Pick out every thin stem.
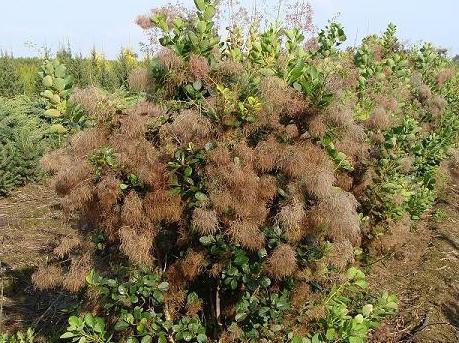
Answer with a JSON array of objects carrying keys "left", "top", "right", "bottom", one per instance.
[
  {"left": 0, "top": 261, "right": 3, "bottom": 333},
  {"left": 216, "top": 282, "right": 222, "bottom": 327}
]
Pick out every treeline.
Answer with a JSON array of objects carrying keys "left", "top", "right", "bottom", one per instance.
[{"left": 0, "top": 47, "right": 147, "bottom": 97}]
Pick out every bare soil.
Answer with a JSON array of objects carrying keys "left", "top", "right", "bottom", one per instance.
[
  {"left": 0, "top": 182, "right": 77, "bottom": 339},
  {"left": 368, "top": 168, "right": 459, "bottom": 343}
]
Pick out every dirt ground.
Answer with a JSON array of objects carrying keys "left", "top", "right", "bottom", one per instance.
[
  {"left": 368, "top": 166, "right": 459, "bottom": 343},
  {"left": 0, "top": 174, "right": 458, "bottom": 341},
  {"left": 0, "top": 182, "right": 77, "bottom": 339}
]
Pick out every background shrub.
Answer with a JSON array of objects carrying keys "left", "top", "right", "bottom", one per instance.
[
  {"left": 0, "top": 47, "right": 146, "bottom": 98},
  {"left": 0, "top": 96, "right": 49, "bottom": 195}
]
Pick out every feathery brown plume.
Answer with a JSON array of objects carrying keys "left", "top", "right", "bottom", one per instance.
[
  {"left": 303, "top": 305, "right": 327, "bottom": 322},
  {"left": 98, "top": 209, "right": 121, "bottom": 241},
  {"left": 277, "top": 199, "right": 305, "bottom": 242},
  {"left": 376, "top": 95, "right": 398, "bottom": 113},
  {"left": 188, "top": 54, "right": 210, "bottom": 81},
  {"left": 219, "top": 326, "right": 243, "bottom": 343},
  {"left": 291, "top": 282, "right": 313, "bottom": 307},
  {"left": 181, "top": 250, "right": 207, "bottom": 281},
  {"left": 70, "top": 128, "right": 108, "bottom": 157},
  {"left": 206, "top": 143, "right": 270, "bottom": 227},
  {"left": 61, "top": 182, "right": 95, "bottom": 213},
  {"left": 71, "top": 87, "right": 113, "bottom": 122},
  {"left": 54, "top": 236, "right": 81, "bottom": 258},
  {"left": 429, "top": 94, "right": 447, "bottom": 116},
  {"left": 308, "top": 115, "right": 327, "bottom": 138},
  {"left": 367, "top": 106, "right": 391, "bottom": 130},
  {"left": 192, "top": 208, "right": 219, "bottom": 235},
  {"left": 157, "top": 49, "right": 188, "bottom": 94},
  {"left": 371, "top": 214, "right": 412, "bottom": 254},
  {"left": 399, "top": 156, "right": 414, "bottom": 173},
  {"left": 166, "top": 262, "right": 187, "bottom": 291},
  {"left": 144, "top": 188, "right": 183, "bottom": 223},
  {"left": 254, "top": 136, "right": 282, "bottom": 173},
  {"left": 119, "top": 226, "right": 155, "bottom": 266},
  {"left": 111, "top": 138, "right": 159, "bottom": 175},
  {"left": 165, "top": 289, "right": 187, "bottom": 319},
  {"left": 335, "top": 172, "right": 353, "bottom": 192},
  {"left": 260, "top": 76, "right": 306, "bottom": 117},
  {"left": 160, "top": 109, "right": 212, "bottom": 148},
  {"left": 130, "top": 100, "right": 162, "bottom": 117},
  {"left": 266, "top": 244, "right": 297, "bottom": 279},
  {"left": 128, "top": 67, "right": 151, "bottom": 92},
  {"left": 116, "top": 112, "right": 151, "bottom": 141},
  {"left": 210, "top": 262, "right": 224, "bottom": 278},
  {"left": 436, "top": 68, "right": 454, "bottom": 87},
  {"left": 96, "top": 175, "right": 122, "bottom": 211},
  {"left": 40, "top": 149, "right": 71, "bottom": 174},
  {"left": 54, "top": 160, "right": 92, "bottom": 196},
  {"left": 121, "top": 191, "right": 144, "bottom": 228},
  {"left": 228, "top": 221, "right": 265, "bottom": 251},
  {"left": 32, "top": 265, "right": 64, "bottom": 290},
  {"left": 258, "top": 175, "right": 278, "bottom": 202},
  {"left": 335, "top": 125, "right": 369, "bottom": 164},
  {"left": 308, "top": 190, "right": 361, "bottom": 245},
  {"left": 324, "top": 103, "right": 353, "bottom": 126},
  {"left": 213, "top": 60, "right": 244, "bottom": 81},
  {"left": 63, "top": 253, "right": 92, "bottom": 293},
  {"left": 326, "top": 240, "right": 355, "bottom": 271},
  {"left": 284, "top": 124, "right": 300, "bottom": 140},
  {"left": 417, "top": 84, "right": 432, "bottom": 103},
  {"left": 136, "top": 15, "right": 153, "bottom": 30},
  {"left": 186, "top": 297, "right": 203, "bottom": 316},
  {"left": 279, "top": 143, "right": 335, "bottom": 199}
]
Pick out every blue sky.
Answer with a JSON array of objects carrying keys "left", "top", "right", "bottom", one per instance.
[{"left": 1, "top": 0, "right": 458, "bottom": 58}]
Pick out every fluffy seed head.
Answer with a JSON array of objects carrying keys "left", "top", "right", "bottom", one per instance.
[
  {"left": 266, "top": 244, "right": 297, "bottom": 279},
  {"left": 136, "top": 15, "right": 153, "bottom": 29},
  {"left": 181, "top": 250, "right": 207, "bottom": 281},
  {"left": 32, "top": 265, "right": 64, "bottom": 290},
  {"left": 188, "top": 54, "right": 210, "bottom": 81},
  {"left": 367, "top": 106, "right": 391, "bottom": 130},
  {"left": 54, "top": 236, "right": 81, "bottom": 258},
  {"left": 128, "top": 68, "right": 151, "bottom": 92},
  {"left": 192, "top": 208, "right": 219, "bottom": 235},
  {"left": 63, "top": 253, "right": 92, "bottom": 293},
  {"left": 96, "top": 175, "right": 122, "bottom": 211},
  {"left": 160, "top": 109, "right": 212, "bottom": 148},
  {"left": 277, "top": 199, "right": 305, "bottom": 242},
  {"left": 121, "top": 191, "right": 144, "bottom": 228},
  {"left": 228, "top": 221, "right": 265, "bottom": 251},
  {"left": 119, "top": 226, "right": 155, "bottom": 266}
]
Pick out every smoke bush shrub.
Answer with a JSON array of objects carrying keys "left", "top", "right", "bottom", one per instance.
[{"left": 37, "top": 1, "right": 458, "bottom": 342}]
